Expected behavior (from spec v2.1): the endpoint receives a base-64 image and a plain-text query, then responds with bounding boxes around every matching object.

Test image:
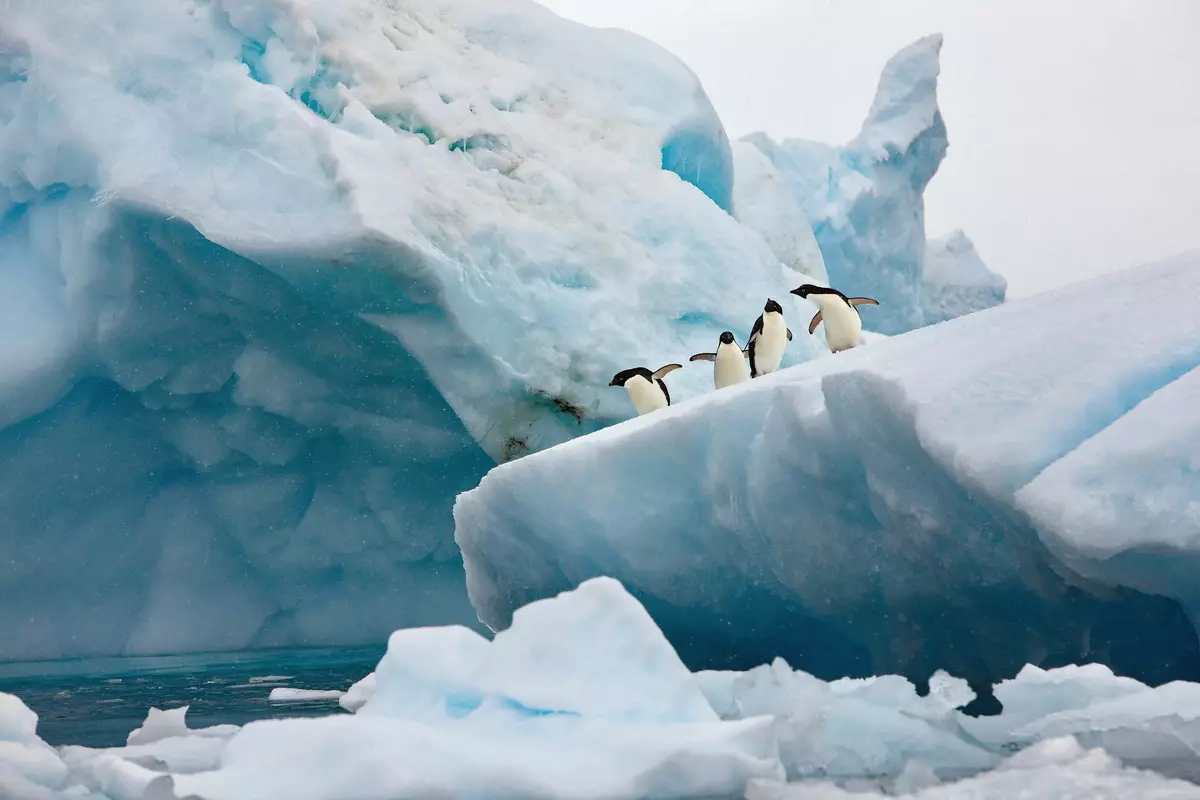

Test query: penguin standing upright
[609,363,683,415]
[745,298,793,377]
[790,284,879,354]
[689,331,750,389]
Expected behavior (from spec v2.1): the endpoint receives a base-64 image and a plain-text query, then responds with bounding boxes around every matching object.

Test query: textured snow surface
[9,580,1200,799]
[0,0,822,663]
[744,35,1005,334]
[457,250,1200,693]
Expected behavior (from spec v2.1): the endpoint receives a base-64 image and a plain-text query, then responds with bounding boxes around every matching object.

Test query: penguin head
[763,298,783,314]
[789,284,820,299]
[719,331,735,345]
[609,367,649,387]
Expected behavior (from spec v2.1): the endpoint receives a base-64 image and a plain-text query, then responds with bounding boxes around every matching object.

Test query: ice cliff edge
[455,250,1200,696]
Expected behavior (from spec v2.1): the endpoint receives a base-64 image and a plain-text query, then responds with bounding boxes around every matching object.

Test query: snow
[744,35,1005,334]
[9,580,1200,799]
[456,249,1200,696]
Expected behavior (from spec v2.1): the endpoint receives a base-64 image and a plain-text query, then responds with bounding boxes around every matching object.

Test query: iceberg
[0,0,1001,664]
[0,0,817,662]
[13,579,1200,799]
[455,249,1200,701]
[744,35,1006,334]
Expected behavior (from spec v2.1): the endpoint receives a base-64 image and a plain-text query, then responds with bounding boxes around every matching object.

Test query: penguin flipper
[786,328,793,341]
[807,311,823,335]
[689,352,717,363]
[849,297,879,307]
[749,314,764,342]
[652,363,683,379]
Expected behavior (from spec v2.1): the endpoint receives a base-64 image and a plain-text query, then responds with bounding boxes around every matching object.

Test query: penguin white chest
[753,313,788,374]
[819,300,862,353]
[713,344,750,389]
[624,375,668,415]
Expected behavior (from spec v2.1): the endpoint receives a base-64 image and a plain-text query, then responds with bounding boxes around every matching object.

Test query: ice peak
[854,33,945,162]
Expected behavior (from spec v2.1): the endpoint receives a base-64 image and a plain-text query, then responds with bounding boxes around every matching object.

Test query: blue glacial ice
[744,35,1006,334]
[456,249,1200,698]
[0,0,987,663]
[10,578,1200,799]
[0,0,845,662]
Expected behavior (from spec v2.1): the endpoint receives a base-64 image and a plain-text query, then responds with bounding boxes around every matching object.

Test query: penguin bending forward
[689,331,750,389]
[790,284,879,354]
[609,363,683,415]
[746,298,792,377]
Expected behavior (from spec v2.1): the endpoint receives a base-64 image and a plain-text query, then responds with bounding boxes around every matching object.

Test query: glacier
[744,35,1006,334]
[8,578,1200,799]
[456,249,1200,702]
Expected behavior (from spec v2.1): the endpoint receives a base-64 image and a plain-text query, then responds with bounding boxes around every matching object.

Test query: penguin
[609,363,683,415]
[789,284,879,354]
[689,331,750,389]
[745,298,793,377]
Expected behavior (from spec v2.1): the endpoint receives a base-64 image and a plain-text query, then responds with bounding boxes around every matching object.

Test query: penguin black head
[719,331,735,345]
[791,284,848,301]
[609,367,651,387]
[763,298,783,314]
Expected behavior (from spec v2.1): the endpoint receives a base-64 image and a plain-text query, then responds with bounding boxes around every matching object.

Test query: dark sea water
[0,646,384,748]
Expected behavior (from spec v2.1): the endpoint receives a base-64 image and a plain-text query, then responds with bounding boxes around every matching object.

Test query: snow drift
[456,249,1200,697]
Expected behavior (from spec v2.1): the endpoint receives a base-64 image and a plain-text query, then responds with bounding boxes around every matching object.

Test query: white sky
[536,0,1200,297]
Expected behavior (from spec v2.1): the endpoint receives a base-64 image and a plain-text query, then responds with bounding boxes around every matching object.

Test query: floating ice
[746,737,1200,800]
[13,581,1200,798]
[455,250,1200,697]
[267,688,344,703]
[0,693,70,799]
[744,36,1005,334]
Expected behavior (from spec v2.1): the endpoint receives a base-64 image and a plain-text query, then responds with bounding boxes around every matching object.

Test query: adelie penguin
[745,298,792,378]
[689,331,750,389]
[609,363,683,416]
[790,284,879,354]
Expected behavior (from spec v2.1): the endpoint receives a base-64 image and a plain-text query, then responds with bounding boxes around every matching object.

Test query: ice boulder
[359,576,719,724]
[166,577,784,800]
[0,0,806,662]
[455,249,1200,699]
[0,693,72,799]
[744,35,1005,333]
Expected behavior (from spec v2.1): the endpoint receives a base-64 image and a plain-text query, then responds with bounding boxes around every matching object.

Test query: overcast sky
[536,0,1200,297]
